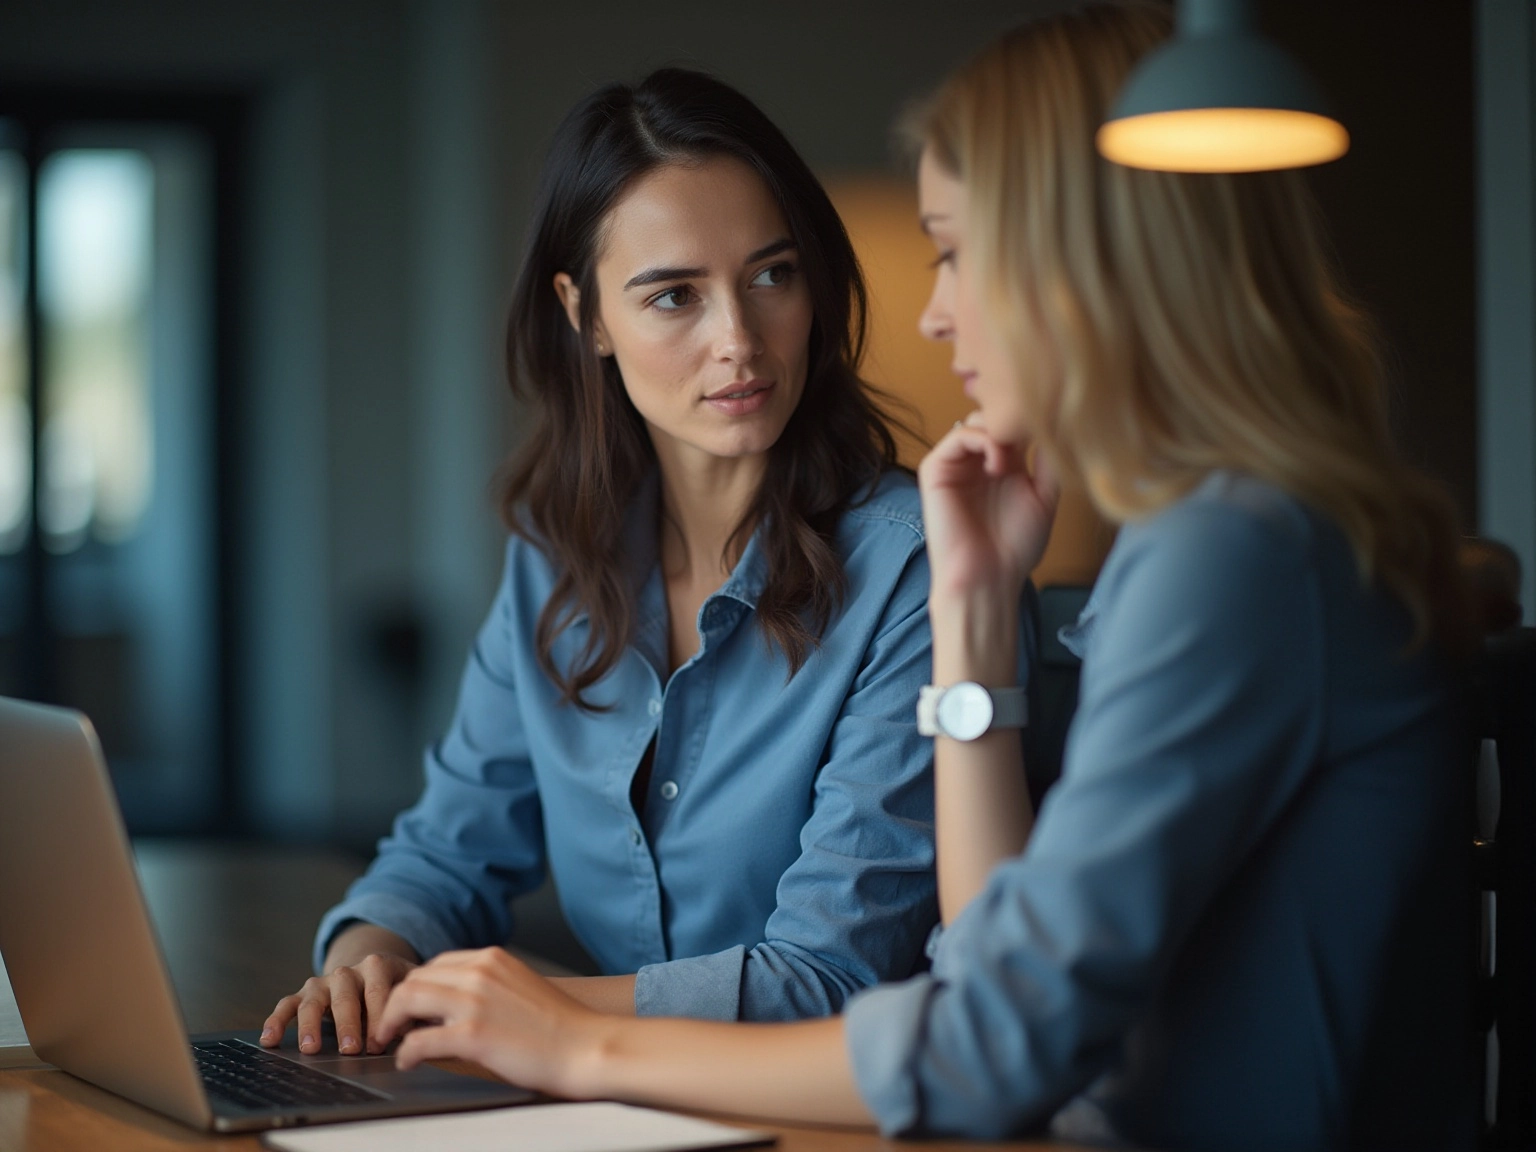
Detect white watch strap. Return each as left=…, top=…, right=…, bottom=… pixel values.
left=916, top=686, right=945, bottom=736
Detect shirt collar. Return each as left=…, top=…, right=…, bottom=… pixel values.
left=712, top=522, right=769, bottom=610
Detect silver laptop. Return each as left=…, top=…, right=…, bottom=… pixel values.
left=0, top=694, right=534, bottom=1132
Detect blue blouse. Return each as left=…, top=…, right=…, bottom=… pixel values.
left=316, top=471, right=957, bottom=1022
left=845, top=473, right=1472, bottom=1151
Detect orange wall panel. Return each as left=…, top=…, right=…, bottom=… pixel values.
left=828, top=176, right=1112, bottom=588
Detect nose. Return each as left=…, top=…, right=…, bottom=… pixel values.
left=714, top=294, right=763, bottom=364
left=918, top=267, right=954, bottom=343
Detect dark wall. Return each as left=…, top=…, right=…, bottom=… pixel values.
left=486, top=1, right=1481, bottom=526
left=1266, top=0, right=1478, bottom=523
left=0, top=0, right=1489, bottom=837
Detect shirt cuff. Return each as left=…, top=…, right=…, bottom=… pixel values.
left=633, top=945, right=746, bottom=1020
left=313, top=892, right=461, bottom=974
left=843, top=974, right=940, bottom=1136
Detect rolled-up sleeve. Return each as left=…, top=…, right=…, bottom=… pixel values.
left=845, top=502, right=1325, bottom=1137
left=314, top=553, right=548, bottom=972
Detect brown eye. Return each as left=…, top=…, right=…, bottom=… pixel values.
left=751, top=262, right=795, bottom=288
left=651, top=286, right=695, bottom=311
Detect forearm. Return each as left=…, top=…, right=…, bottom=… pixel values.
left=571, top=1015, right=871, bottom=1127
left=551, top=974, right=637, bottom=1015
left=930, top=595, right=1033, bottom=924
left=322, top=923, right=420, bottom=972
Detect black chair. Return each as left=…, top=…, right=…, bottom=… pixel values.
left=1472, top=626, right=1536, bottom=1149
left=1023, top=583, right=1091, bottom=808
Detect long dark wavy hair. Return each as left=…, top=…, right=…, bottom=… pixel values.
left=499, top=68, right=909, bottom=708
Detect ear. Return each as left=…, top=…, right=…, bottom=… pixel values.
left=553, top=272, right=582, bottom=332
left=553, top=272, right=613, bottom=357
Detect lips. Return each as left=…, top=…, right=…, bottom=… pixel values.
left=704, top=380, right=775, bottom=417
left=705, top=379, right=772, bottom=401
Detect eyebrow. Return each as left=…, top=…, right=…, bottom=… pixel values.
left=622, top=237, right=797, bottom=291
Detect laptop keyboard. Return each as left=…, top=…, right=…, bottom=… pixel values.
left=192, top=1039, right=388, bottom=1111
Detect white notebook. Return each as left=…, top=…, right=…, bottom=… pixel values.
left=259, top=1101, right=776, bottom=1152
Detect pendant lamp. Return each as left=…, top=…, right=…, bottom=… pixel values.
left=1096, top=0, right=1348, bottom=172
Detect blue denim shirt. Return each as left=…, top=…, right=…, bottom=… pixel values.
left=845, top=474, right=1471, bottom=1150
left=317, top=471, right=950, bottom=1021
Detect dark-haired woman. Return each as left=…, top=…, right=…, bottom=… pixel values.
left=261, top=69, right=1030, bottom=1057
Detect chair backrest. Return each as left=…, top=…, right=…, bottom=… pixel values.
left=1472, top=626, right=1536, bottom=1149
left=1023, top=584, right=1092, bottom=807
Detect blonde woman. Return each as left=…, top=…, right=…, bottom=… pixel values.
left=375, top=6, right=1474, bottom=1148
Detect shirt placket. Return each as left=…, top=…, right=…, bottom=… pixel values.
left=635, top=590, right=750, bottom=959
left=618, top=572, right=670, bottom=963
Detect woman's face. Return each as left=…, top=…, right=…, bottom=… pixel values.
left=916, top=148, right=1030, bottom=444
left=559, top=157, right=813, bottom=469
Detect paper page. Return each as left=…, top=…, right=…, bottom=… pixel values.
left=260, top=1101, right=775, bottom=1152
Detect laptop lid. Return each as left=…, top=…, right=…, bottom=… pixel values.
left=0, top=695, right=213, bottom=1128
left=0, top=695, right=532, bottom=1132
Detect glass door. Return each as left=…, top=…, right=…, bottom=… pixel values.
left=0, top=116, right=224, bottom=833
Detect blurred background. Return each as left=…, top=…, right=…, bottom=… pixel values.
left=0, top=0, right=1507, bottom=851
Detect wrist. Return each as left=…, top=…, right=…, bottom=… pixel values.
left=929, top=595, right=1019, bottom=686
left=324, top=923, right=418, bottom=972
left=557, top=1013, right=627, bottom=1100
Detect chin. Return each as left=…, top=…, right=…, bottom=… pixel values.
left=687, top=425, right=772, bottom=459
left=976, top=407, right=1030, bottom=448
left=717, top=416, right=794, bottom=457
left=719, top=435, right=783, bottom=460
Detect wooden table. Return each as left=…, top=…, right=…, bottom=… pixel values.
left=0, top=840, right=1065, bottom=1151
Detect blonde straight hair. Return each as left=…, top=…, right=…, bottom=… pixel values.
left=912, top=1, right=1466, bottom=651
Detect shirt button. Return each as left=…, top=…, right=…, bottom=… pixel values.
left=630, top=827, right=643, bottom=846
left=647, top=698, right=662, bottom=717
left=659, top=780, right=679, bottom=801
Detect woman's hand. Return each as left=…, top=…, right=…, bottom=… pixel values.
left=918, top=417, right=1060, bottom=607
left=376, top=947, right=603, bottom=1097
left=260, top=924, right=419, bottom=1056
left=379, top=951, right=872, bottom=1126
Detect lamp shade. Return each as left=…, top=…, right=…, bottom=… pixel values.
left=1097, top=4, right=1349, bottom=172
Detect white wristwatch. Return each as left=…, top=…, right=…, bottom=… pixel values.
left=917, top=682, right=1028, bottom=741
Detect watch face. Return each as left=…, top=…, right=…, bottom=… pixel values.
left=937, top=682, right=993, bottom=741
